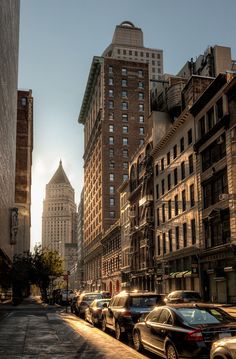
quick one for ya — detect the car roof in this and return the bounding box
[114,291,163,297]
[165,303,224,309]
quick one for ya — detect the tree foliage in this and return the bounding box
[12,246,63,301]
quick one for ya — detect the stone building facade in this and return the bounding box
[15,90,33,255]
[42,161,78,271]
[0,0,20,279]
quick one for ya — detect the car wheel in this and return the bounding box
[102,317,107,332]
[133,330,143,352]
[166,344,178,359]
[115,322,123,341]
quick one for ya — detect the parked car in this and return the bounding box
[85,298,111,326]
[75,291,110,318]
[211,337,236,359]
[60,289,75,304]
[165,290,202,304]
[101,291,166,340]
[133,303,236,359]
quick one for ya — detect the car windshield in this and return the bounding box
[177,307,233,325]
[131,296,159,308]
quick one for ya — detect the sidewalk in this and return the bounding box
[0,296,148,359]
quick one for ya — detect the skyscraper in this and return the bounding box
[42,161,78,270]
[79,22,163,290]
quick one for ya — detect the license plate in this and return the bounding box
[219,332,231,339]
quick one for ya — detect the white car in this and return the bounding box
[211,337,236,359]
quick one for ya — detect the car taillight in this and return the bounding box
[122,310,132,318]
[185,329,203,342]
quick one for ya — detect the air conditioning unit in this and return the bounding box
[217,135,224,145]
[219,193,228,201]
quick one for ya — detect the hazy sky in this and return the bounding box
[18,0,236,250]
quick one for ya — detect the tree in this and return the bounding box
[31,246,63,301]
[11,246,63,303]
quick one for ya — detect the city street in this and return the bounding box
[0,296,150,359]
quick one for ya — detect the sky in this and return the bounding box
[18,0,236,251]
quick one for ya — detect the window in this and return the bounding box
[108,100,114,109]
[199,116,205,137]
[190,184,195,207]
[163,233,166,254]
[139,93,144,100]
[174,195,178,216]
[139,115,144,123]
[155,163,159,176]
[182,190,186,212]
[123,162,128,169]
[109,149,114,157]
[161,158,164,171]
[174,168,178,186]
[139,104,144,112]
[173,144,177,159]
[180,137,184,152]
[201,135,226,172]
[122,79,127,87]
[110,211,115,218]
[167,173,171,190]
[138,70,143,77]
[162,203,165,223]
[156,184,159,199]
[138,81,144,89]
[123,149,128,157]
[167,152,170,165]
[169,229,172,252]
[108,78,114,86]
[109,173,114,181]
[122,68,127,75]
[109,124,114,132]
[122,114,128,122]
[109,136,114,145]
[122,90,128,98]
[108,66,113,74]
[157,208,160,227]
[176,226,179,249]
[109,112,114,120]
[110,198,115,206]
[189,154,194,174]
[161,179,165,195]
[216,98,223,121]
[123,174,128,181]
[122,126,128,133]
[183,223,187,247]
[122,102,128,110]
[140,139,144,145]
[207,107,214,130]
[157,235,161,255]
[188,129,192,145]
[203,169,227,209]
[168,199,172,219]
[139,127,144,135]
[109,161,115,169]
[123,49,126,55]
[123,138,128,145]
[21,97,27,106]
[109,89,114,97]
[181,162,185,180]
[191,219,196,245]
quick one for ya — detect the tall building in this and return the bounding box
[15,90,33,255]
[79,22,162,289]
[0,0,20,281]
[103,21,163,86]
[42,161,78,271]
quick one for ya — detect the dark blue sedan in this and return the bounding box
[133,303,236,359]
